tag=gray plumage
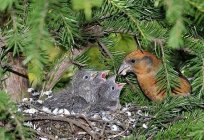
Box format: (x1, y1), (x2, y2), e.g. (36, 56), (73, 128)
(73, 71), (107, 103)
(43, 70), (107, 112)
(63, 96), (89, 113)
(43, 91), (71, 110)
(70, 70), (98, 92)
(89, 76), (124, 113)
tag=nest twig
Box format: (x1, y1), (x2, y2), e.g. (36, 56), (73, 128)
(21, 102), (151, 139)
(25, 116), (97, 139)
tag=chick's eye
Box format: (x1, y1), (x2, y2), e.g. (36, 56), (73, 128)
(83, 75), (89, 79)
(111, 86), (115, 90)
(130, 59), (136, 63)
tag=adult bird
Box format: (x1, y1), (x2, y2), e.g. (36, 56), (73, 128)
(118, 50), (191, 101)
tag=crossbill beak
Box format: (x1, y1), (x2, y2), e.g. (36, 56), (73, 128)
(118, 61), (132, 75)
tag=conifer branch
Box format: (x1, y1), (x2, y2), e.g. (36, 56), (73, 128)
(159, 42), (171, 93)
(8, 109), (26, 140)
(202, 57), (204, 94)
(185, 0), (204, 12)
(106, 0), (146, 39)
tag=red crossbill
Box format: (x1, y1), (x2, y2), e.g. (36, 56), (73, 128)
(118, 50), (191, 101)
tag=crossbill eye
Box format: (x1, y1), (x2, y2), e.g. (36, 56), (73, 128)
(130, 59), (136, 64)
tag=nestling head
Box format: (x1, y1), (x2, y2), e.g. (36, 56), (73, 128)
(98, 75), (126, 101)
(73, 70), (98, 82)
(118, 50), (159, 75)
(73, 70), (109, 82)
(95, 70), (109, 82)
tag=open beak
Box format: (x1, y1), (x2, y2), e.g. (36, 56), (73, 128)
(116, 83), (126, 89)
(118, 61), (132, 75)
(100, 70), (109, 79)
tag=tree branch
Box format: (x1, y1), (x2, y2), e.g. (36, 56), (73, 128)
(44, 46), (90, 91)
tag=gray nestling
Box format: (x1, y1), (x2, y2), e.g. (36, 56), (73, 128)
(89, 75), (125, 113)
(43, 70), (109, 112)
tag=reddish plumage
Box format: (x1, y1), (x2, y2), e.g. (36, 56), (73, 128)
(118, 50), (191, 101)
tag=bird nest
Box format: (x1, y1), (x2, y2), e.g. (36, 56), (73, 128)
(20, 101), (152, 140)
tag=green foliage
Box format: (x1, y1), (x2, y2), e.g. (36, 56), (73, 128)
(6, 29), (26, 56)
(24, 0), (53, 86)
(72, 0), (103, 20)
(156, 47), (180, 95)
(0, 0), (204, 139)
(3, 1), (27, 56)
(165, 0), (187, 48)
(0, 0), (15, 11)
(133, 97), (204, 139)
(82, 35), (136, 72)
(48, 1), (80, 49)
(0, 91), (34, 140)
(186, 56), (204, 98)
(154, 109), (204, 140)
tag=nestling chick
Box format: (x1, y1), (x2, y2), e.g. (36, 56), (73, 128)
(70, 70), (98, 89)
(72, 70), (109, 103)
(44, 94), (89, 113)
(118, 50), (191, 101)
(43, 70), (108, 111)
(63, 96), (89, 113)
(89, 76), (125, 113)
